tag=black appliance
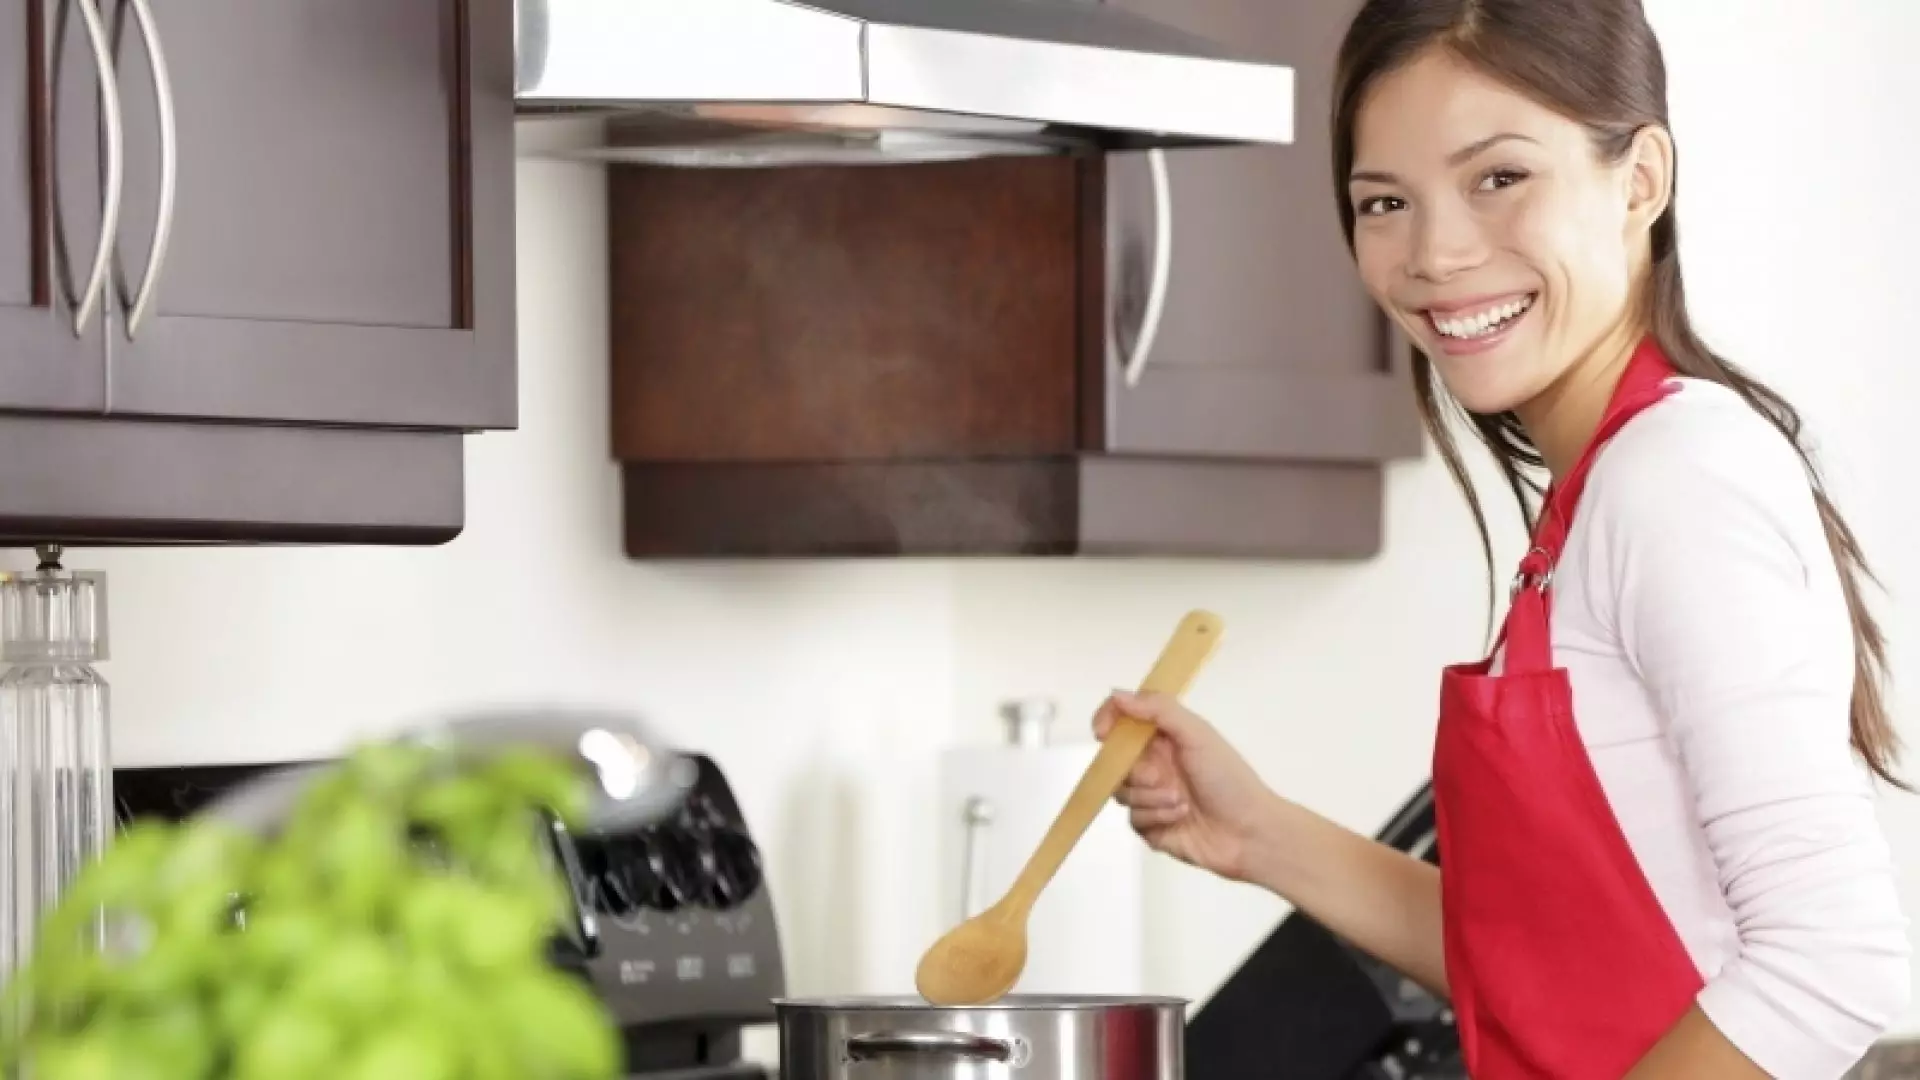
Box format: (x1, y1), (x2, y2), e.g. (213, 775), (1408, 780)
(114, 750), (784, 1080)
(1184, 782), (1465, 1079)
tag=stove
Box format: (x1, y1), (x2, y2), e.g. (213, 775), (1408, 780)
(114, 749), (785, 1080)
(561, 752), (783, 1078)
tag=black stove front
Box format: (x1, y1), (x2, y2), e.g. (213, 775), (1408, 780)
(1185, 781), (1465, 1080)
(561, 752), (784, 1079)
(114, 749), (785, 1080)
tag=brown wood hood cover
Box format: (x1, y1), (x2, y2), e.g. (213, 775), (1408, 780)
(609, 156), (1082, 463)
(606, 155), (1400, 559)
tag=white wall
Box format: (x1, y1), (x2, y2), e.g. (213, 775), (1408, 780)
(16, 0), (1916, 1048)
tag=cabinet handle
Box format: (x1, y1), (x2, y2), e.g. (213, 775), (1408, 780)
(1119, 148), (1173, 388)
(119, 0), (175, 339)
(69, 0), (124, 338)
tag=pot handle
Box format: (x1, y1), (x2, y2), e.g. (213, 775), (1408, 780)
(845, 1031), (1014, 1062)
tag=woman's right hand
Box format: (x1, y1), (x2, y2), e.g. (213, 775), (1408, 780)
(1094, 690), (1276, 884)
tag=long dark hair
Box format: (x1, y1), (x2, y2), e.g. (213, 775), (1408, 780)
(1331, 0), (1905, 788)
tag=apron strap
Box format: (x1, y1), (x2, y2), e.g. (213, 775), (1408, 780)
(1495, 338), (1680, 676)
(1502, 547), (1557, 674)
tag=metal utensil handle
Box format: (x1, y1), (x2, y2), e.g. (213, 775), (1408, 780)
(70, 0), (124, 338)
(845, 1031), (1013, 1062)
(120, 0), (176, 338)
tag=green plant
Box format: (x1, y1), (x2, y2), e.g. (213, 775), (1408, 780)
(0, 741), (621, 1080)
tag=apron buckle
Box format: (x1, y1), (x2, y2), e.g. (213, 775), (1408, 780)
(1509, 546), (1555, 598)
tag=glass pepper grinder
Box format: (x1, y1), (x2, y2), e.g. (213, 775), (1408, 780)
(0, 544), (112, 984)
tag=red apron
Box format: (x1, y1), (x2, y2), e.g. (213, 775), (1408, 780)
(1433, 336), (1704, 1079)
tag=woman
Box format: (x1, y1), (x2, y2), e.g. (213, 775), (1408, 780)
(1096, 1), (1913, 1077)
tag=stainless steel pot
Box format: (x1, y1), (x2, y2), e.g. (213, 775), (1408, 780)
(775, 994), (1185, 1079)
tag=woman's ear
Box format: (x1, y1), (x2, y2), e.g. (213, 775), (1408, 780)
(1625, 125), (1675, 232)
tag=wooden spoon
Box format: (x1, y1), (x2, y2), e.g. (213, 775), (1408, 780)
(914, 609), (1225, 1006)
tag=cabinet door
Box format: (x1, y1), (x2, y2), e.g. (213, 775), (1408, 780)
(0, 1), (108, 413)
(1097, 0), (1419, 464)
(100, 0), (515, 429)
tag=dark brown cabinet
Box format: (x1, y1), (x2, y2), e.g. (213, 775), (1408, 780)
(0, 2), (108, 414)
(104, 0), (515, 429)
(0, 0), (514, 546)
(605, 0), (1421, 560)
(1100, 0), (1410, 465)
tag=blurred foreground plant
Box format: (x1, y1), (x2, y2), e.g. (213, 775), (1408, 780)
(0, 741), (619, 1080)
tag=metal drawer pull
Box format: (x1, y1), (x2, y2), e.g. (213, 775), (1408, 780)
(1120, 147), (1173, 388)
(119, 0), (175, 339)
(70, 0), (124, 338)
(845, 1031), (1014, 1062)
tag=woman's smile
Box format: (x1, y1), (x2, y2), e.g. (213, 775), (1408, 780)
(1420, 291), (1538, 356)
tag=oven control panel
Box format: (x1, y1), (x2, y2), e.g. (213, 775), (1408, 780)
(113, 752), (788, 1032)
(559, 753), (786, 1028)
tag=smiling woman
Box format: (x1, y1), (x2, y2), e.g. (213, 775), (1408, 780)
(1092, 2), (1914, 1079)
(1342, 70), (1656, 430)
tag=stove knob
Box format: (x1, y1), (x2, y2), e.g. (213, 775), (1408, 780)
(705, 827), (763, 911)
(588, 834), (666, 914)
(596, 840), (646, 919)
(641, 827), (706, 912)
(572, 837), (631, 919)
(618, 851), (673, 913)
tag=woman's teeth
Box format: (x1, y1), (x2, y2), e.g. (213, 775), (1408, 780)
(1430, 295), (1534, 340)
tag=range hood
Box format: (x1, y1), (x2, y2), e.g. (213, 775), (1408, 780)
(512, 0), (1295, 166)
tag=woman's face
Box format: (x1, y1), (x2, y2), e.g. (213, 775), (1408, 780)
(1346, 47), (1660, 416)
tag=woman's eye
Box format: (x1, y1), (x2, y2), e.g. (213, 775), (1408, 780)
(1356, 195), (1406, 217)
(1477, 168), (1528, 192)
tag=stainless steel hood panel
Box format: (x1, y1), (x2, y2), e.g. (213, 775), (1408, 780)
(513, 0), (1295, 164)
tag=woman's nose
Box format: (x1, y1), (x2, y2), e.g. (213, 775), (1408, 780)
(1407, 206), (1486, 282)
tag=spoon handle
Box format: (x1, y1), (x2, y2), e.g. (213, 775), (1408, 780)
(998, 610), (1224, 916)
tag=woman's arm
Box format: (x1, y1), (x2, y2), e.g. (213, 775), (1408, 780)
(1239, 791), (1450, 999)
(1595, 394), (1912, 1078)
(1624, 1006), (1769, 1079)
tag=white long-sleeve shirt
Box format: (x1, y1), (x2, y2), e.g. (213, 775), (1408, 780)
(1525, 376), (1912, 1078)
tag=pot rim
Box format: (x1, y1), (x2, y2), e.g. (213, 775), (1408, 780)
(772, 994), (1189, 1010)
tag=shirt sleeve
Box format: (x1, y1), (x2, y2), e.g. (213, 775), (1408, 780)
(1593, 395), (1912, 1079)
